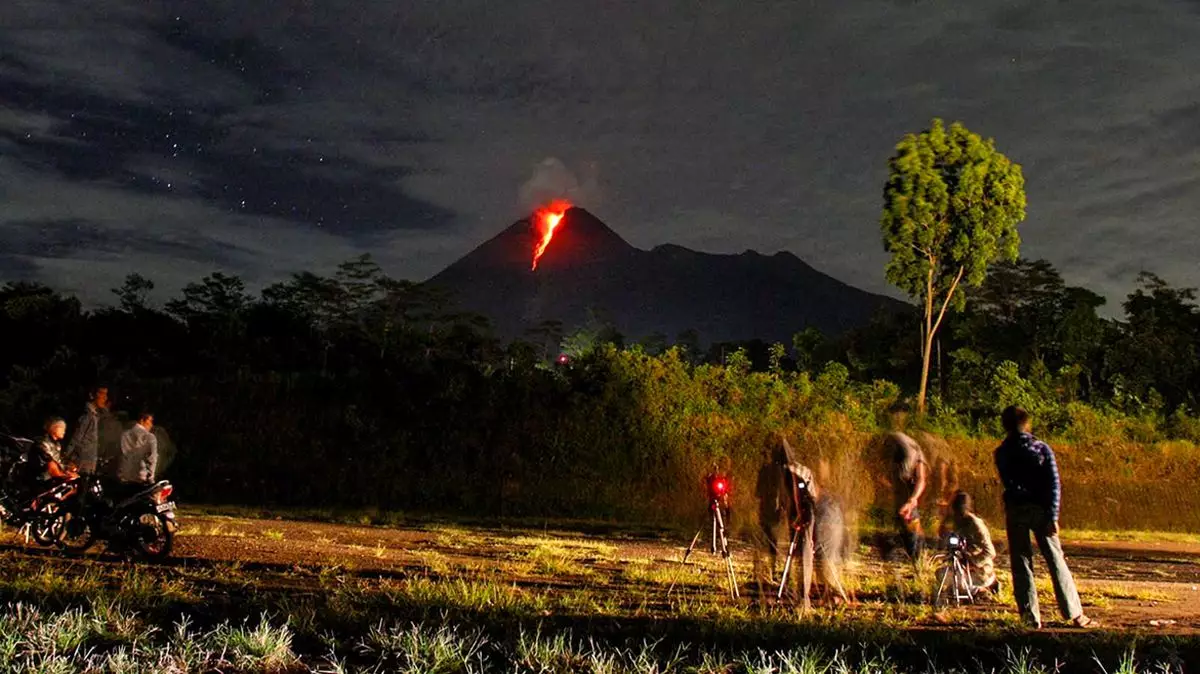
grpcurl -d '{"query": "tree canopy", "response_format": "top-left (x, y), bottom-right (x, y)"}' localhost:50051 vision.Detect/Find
top-left (881, 118), bottom-right (1026, 413)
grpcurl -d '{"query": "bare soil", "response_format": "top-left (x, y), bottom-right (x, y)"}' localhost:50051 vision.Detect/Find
top-left (4, 511), bottom-right (1199, 635)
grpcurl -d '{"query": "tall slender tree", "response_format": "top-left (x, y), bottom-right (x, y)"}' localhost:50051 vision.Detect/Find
top-left (881, 118), bottom-right (1026, 414)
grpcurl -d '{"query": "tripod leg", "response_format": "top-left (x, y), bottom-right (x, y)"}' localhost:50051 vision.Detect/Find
top-left (714, 507), bottom-right (738, 599)
top-left (714, 506), bottom-right (730, 556)
top-left (682, 530), bottom-right (703, 564)
top-left (725, 552), bottom-right (740, 599)
top-left (777, 528), bottom-right (800, 600)
top-left (711, 509), bottom-right (718, 555)
top-left (933, 560), bottom-right (950, 607)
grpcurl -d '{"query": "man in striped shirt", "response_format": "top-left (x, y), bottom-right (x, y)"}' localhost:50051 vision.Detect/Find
top-left (994, 406), bottom-right (1091, 628)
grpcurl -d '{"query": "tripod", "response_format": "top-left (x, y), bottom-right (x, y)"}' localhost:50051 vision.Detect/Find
top-left (681, 498), bottom-right (739, 598)
top-left (776, 524), bottom-right (806, 600)
top-left (932, 547), bottom-right (974, 607)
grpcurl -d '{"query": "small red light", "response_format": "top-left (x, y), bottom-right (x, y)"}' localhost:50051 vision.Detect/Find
top-left (715, 480), bottom-right (726, 494)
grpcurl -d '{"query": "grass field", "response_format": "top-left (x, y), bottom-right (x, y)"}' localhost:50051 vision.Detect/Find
top-left (0, 507), bottom-right (1197, 673)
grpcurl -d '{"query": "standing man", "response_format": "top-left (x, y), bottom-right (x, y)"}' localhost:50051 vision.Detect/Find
top-left (881, 402), bottom-right (928, 562)
top-left (118, 411), bottom-right (158, 498)
top-left (994, 406), bottom-right (1091, 628)
top-left (65, 385), bottom-right (109, 477)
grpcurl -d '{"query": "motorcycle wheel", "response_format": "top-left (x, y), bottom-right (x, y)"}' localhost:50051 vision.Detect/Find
top-left (131, 512), bottom-right (173, 560)
top-left (31, 502), bottom-right (60, 546)
top-left (56, 510), bottom-right (96, 553)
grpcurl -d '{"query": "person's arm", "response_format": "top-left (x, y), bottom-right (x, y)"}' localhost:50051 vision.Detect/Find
top-left (1040, 441), bottom-right (1062, 534)
top-left (900, 460), bottom-right (928, 520)
top-left (46, 460), bottom-right (71, 479)
top-left (145, 433), bottom-right (159, 483)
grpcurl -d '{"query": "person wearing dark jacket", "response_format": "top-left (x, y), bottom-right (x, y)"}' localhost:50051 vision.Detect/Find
top-left (994, 406), bottom-right (1091, 628)
top-left (65, 386), bottom-right (109, 476)
top-left (28, 417), bottom-right (74, 488)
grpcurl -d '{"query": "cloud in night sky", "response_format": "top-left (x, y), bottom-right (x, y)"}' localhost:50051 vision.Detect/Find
top-left (1, 0), bottom-right (1200, 309)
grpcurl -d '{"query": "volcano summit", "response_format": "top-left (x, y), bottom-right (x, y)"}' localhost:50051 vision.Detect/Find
top-left (427, 207), bottom-right (906, 345)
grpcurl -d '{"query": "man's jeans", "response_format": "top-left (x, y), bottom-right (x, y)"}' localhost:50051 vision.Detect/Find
top-left (1005, 502), bottom-right (1083, 625)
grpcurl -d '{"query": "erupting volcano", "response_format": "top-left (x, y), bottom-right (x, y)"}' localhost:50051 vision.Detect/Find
top-left (425, 206), bottom-right (908, 344)
top-left (531, 199), bottom-right (572, 270)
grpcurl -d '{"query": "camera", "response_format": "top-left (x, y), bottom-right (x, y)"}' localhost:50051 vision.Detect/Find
top-left (945, 532), bottom-right (965, 551)
top-left (706, 473), bottom-right (730, 501)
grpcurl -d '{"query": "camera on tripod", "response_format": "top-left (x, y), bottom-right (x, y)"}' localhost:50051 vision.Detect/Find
top-left (680, 470), bottom-right (739, 598)
top-left (934, 530), bottom-right (975, 606)
top-left (705, 473), bottom-right (731, 505)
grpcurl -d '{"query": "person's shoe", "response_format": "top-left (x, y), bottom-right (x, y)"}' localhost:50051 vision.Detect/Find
top-left (1072, 614), bottom-right (1095, 628)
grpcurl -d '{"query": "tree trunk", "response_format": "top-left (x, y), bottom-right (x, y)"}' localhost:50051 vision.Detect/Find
top-left (918, 269), bottom-right (935, 416)
top-left (918, 330), bottom-right (934, 416)
top-left (917, 264), bottom-right (965, 417)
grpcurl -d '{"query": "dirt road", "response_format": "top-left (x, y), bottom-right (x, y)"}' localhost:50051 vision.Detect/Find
top-left (5, 511), bottom-right (1199, 633)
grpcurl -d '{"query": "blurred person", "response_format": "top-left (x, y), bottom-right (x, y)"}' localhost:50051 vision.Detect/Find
top-left (65, 385), bottom-right (109, 477)
top-left (754, 435), bottom-right (815, 610)
top-left (939, 491), bottom-right (998, 595)
top-left (933, 457), bottom-right (959, 509)
top-left (995, 406), bottom-right (1091, 628)
top-left (878, 401), bottom-right (928, 562)
top-left (117, 411), bottom-right (158, 501)
top-left (812, 473), bottom-right (854, 605)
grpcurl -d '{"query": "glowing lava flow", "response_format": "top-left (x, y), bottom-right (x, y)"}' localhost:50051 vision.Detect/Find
top-left (531, 200), bottom-right (572, 270)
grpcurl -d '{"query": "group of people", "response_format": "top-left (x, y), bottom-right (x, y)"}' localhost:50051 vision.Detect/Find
top-left (22, 385), bottom-right (160, 505)
top-left (746, 402), bottom-right (1092, 629)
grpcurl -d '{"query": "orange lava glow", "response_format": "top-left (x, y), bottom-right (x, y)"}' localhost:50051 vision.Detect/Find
top-left (531, 199), bottom-right (572, 270)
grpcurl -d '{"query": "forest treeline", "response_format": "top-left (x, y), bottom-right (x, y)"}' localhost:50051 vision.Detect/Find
top-left (2, 255), bottom-right (1199, 529)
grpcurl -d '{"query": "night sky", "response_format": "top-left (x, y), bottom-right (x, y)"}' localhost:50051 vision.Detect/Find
top-left (2, 1), bottom-right (1199, 307)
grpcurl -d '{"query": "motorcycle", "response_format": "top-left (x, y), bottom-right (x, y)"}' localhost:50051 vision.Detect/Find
top-left (0, 434), bottom-right (73, 546)
top-left (54, 478), bottom-right (178, 559)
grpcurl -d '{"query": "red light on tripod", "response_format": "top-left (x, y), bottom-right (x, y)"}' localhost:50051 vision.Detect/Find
top-left (714, 480), bottom-right (726, 494)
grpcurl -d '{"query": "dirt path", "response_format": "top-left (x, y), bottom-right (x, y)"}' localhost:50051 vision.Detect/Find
top-left (174, 514), bottom-right (1200, 632)
top-left (5, 511), bottom-right (1199, 633)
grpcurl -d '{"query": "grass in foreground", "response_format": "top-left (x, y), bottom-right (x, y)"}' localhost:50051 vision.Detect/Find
top-left (0, 601), bottom-right (1189, 674)
top-left (0, 548), bottom-right (1193, 674)
top-left (0, 511), bottom-right (1196, 673)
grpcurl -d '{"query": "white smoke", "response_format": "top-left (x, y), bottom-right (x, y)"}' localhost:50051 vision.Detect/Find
top-left (518, 157), bottom-right (602, 211)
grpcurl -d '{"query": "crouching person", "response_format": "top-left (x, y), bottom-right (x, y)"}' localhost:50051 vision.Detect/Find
top-left (942, 491), bottom-right (998, 596)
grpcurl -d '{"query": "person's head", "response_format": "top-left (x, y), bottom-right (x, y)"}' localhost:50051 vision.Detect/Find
top-left (886, 400), bottom-right (910, 430)
top-left (45, 416), bottom-right (66, 441)
top-left (136, 411), bottom-right (154, 431)
top-left (88, 386), bottom-right (110, 410)
top-left (1001, 405), bottom-right (1031, 436)
top-left (951, 490), bottom-right (972, 518)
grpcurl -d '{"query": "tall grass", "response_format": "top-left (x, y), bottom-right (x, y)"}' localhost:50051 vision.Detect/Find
top-left (0, 602), bottom-right (1186, 673)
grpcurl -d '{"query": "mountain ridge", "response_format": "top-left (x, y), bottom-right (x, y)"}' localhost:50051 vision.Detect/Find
top-left (426, 207), bottom-right (908, 344)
